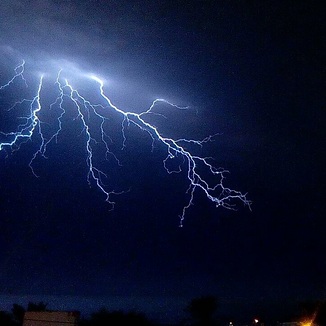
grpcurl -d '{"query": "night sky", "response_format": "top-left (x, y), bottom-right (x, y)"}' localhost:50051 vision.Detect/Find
top-left (0, 1), bottom-right (325, 324)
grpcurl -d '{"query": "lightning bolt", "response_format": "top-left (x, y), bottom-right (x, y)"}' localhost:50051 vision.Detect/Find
top-left (0, 60), bottom-right (251, 226)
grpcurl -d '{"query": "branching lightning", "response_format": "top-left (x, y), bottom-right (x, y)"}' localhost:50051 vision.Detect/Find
top-left (0, 60), bottom-right (251, 226)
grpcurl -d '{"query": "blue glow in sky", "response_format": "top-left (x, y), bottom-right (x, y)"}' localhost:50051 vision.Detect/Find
top-left (0, 1), bottom-right (324, 324)
top-left (0, 59), bottom-right (250, 226)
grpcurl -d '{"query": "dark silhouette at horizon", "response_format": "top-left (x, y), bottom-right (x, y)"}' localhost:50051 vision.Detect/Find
top-left (1, 297), bottom-right (326, 326)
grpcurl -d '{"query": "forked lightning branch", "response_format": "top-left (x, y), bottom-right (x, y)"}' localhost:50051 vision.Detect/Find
top-left (0, 60), bottom-right (250, 226)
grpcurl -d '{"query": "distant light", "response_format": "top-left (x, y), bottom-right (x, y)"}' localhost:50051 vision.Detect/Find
top-left (301, 322), bottom-right (312, 326)
top-left (254, 319), bottom-right (259, 324)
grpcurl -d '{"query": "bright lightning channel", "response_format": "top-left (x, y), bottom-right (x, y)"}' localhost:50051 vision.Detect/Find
top-left (0, 60), bottom-right (251, 226)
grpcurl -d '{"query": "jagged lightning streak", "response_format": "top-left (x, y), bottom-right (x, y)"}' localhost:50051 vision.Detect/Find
top-left (0, 60), bottom-right (27, 90)
top-left (0, 60), bottom-right (251, 226)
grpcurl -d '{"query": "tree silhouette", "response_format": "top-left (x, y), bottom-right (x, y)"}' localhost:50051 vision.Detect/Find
top-left (0, 311), bottom-right (15, 326)
top-left (11, 304), bottom-right (25, 326)
top-left (27, 301), bottom-right (48, 312)
top-left (186, 295), bottom-right (218, 326)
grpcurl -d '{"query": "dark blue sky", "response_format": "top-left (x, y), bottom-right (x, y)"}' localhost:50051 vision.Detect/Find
top-left (0, 1), bottom-right (325, 323)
